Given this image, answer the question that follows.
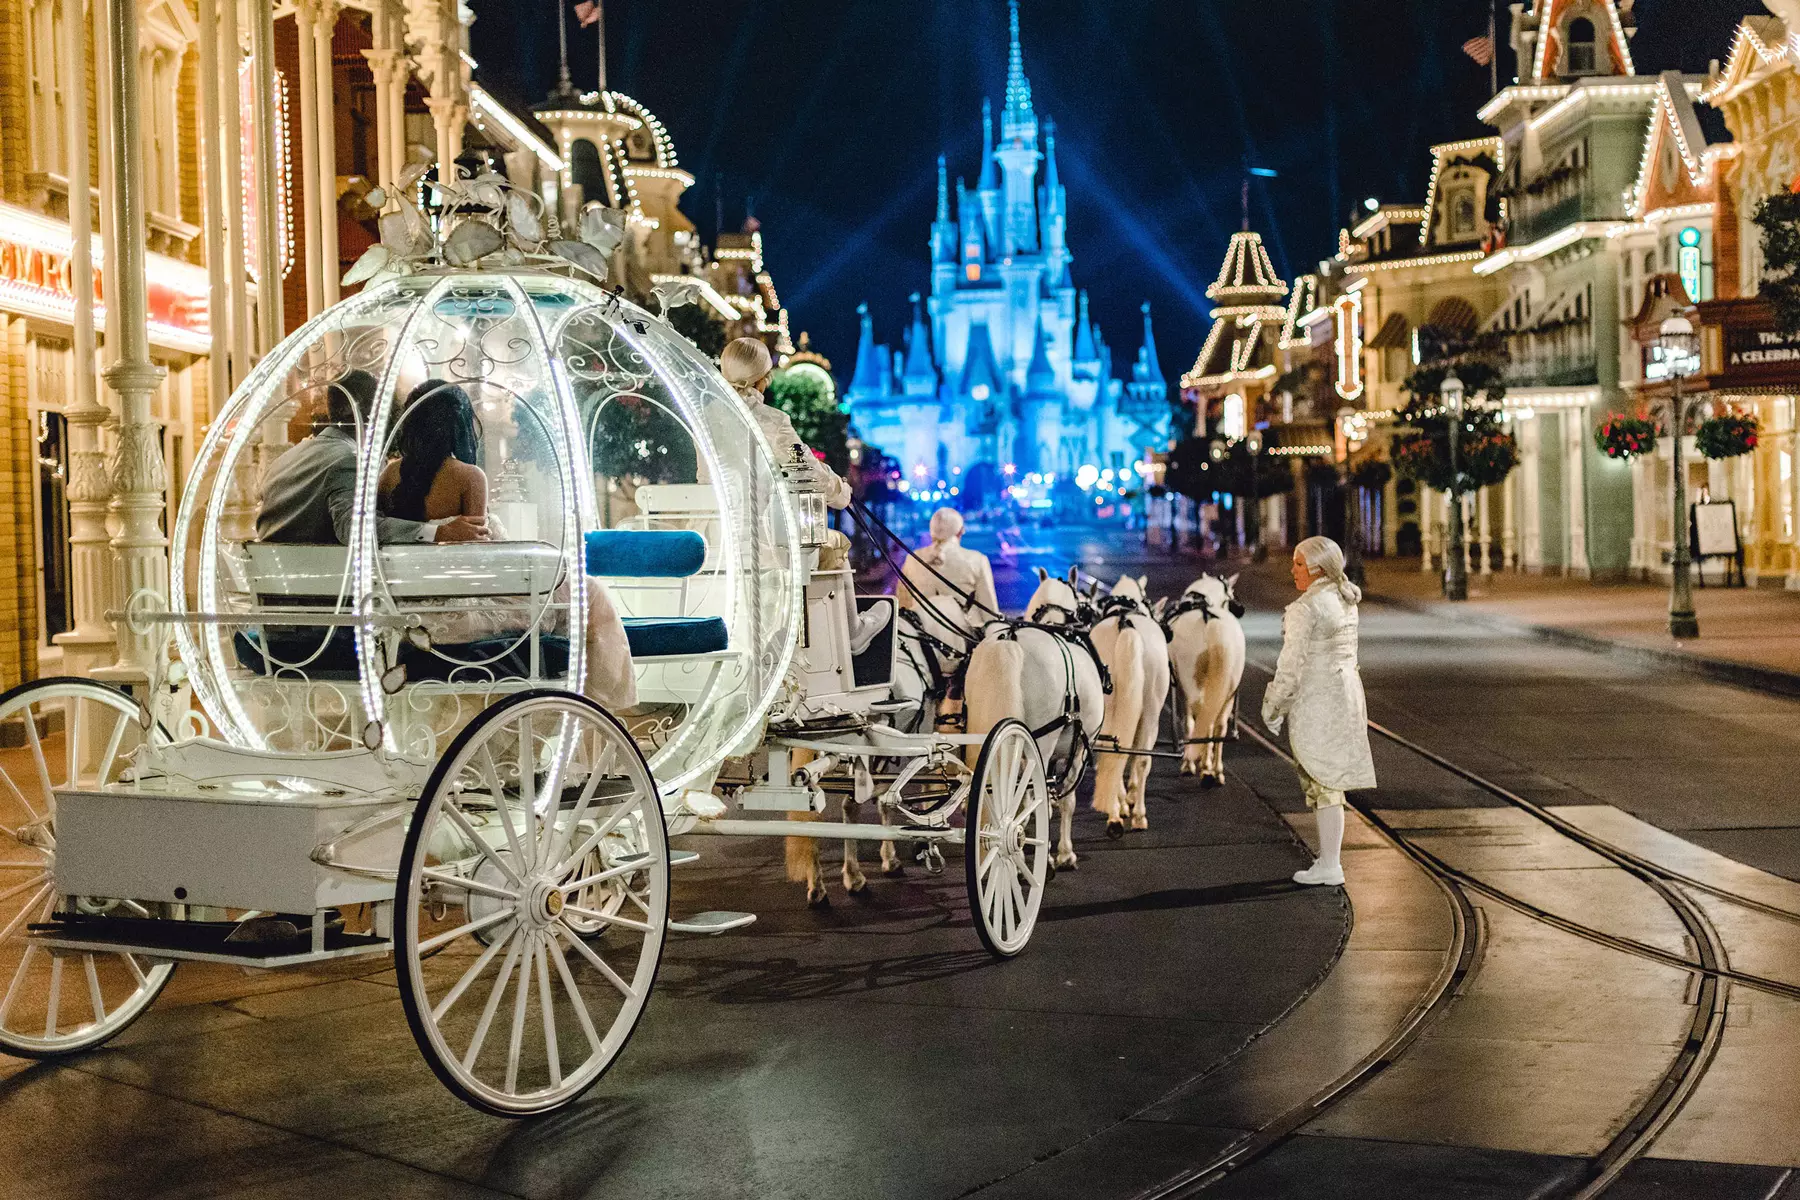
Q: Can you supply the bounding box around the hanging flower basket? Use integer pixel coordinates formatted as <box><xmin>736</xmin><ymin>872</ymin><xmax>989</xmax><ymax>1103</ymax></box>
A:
<box><xmin>1392</xmin><ymin>430</ymin><xmax>1518</xmax><ymax>491</ymax></box>
<box><xmin>1391</xmin><ymin>435</ymin><xmax>1439</xmax><ymax>486</ymax></box>
<box><xmin>1462</xmin><ymin>431</ymin><xmax>1519</xmax><ymax>486</ymax></box>
<box><xmin>1696</xmin><ymin>409</ymin><xmax>1760</xmax><ymax>460</ymax></box>
<box><xmin>1595</xmin><ymin>416</ymin><xmax>1660</xmax><ymax>460</ymax></box>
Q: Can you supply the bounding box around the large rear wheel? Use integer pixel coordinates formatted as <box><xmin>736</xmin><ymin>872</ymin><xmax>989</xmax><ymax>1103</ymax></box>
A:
<box><xmin>0</xmin><ymin>678</ymin><xmax>174</xmax><ymax>1057</ymax></box>
<box><xmin>395</xmin><ymin>690</ymin><xmax>668</xmax><ymax>1116</ymax></box>
<box><xmin>965</xmin><ymin>718</ymin><xmax>1049</xmax><ymax>958</ymax></box>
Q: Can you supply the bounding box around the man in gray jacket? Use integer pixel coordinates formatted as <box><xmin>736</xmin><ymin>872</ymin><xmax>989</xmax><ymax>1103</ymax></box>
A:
<box><xmin>255</xmin><ymin>369</ymin><xmax>488</xmax><ymax>545</ymax></box>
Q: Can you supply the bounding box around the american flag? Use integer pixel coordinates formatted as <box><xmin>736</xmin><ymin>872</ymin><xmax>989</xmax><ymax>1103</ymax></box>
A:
<box><xmin>573</xmin><ymin>0</ymin><xmax>599</xmax><ymax>27</ymax></box>
<box><xmin>1462</xmin><ymin>35</ymin><xmax>1495</xmax><ymax>66</ymax></box>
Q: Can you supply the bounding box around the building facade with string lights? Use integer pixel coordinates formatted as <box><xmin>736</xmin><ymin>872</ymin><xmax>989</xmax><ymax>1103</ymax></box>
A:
<box><xmin>843</xmin><ymin>1</ymin><xmax>1169</xmax><ymax>506</ymax></box>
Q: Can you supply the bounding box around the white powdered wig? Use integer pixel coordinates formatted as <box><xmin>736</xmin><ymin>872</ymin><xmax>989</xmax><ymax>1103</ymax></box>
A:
<box><xmin>1295</xmin><ymin>535</ymin><xmax>1362</xmax><ymax>604</ymax></box>
<box><xmin>928</xmin><ymin>507</ymin><xmax>964</xmax><ymax>544</ymax></box>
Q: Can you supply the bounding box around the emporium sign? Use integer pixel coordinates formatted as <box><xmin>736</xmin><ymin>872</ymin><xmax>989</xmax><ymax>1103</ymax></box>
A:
<box><xmin>0</xmin><ymin>202</ymin><xmax>208</xmax><ymax>350</ymax></box>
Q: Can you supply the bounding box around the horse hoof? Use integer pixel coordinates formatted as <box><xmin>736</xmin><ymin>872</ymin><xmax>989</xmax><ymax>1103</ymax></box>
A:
<box><xmin>1200</xmin><ymin>774</ymin><xmax>1222</xmax><ymax>790</ymax></box>
<box><xmin>883</xmin><ymin>863</ymin><xmax>906</xmax><ymax>878</ymax></box>
<box><xmin>1131</xmin><ymin>820</ymin><xmax>1149</xmax><ymax>832</ymax></box>
<box><xmin>807</xmin><ymin>891</ymin><xmax>830</xmax><ymax>909</ymax></box>
<box><xmin>845</xmin><ymin>878</ymin><xmax>867</xmax><ymax>896</ymax></box>
<box><xmin>1179</xmin><ymin>761</ymin><xmax>1194</xmax><ymax>776</ymax></box>
<box><xmin>1106</xmin><ymin>820</ymin><xmax>1125</xmax><ymax>840</ymax></box>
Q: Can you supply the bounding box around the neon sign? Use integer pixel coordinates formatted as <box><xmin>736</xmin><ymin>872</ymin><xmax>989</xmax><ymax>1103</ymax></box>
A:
<box><xmin>1678</xmin><ymin>226</ymin><xmax>1702</xmax><ymax>304</ymax></box>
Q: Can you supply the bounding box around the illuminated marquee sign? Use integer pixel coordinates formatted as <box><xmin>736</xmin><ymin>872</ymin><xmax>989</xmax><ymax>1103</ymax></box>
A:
<box><xmin>240</xmin><ymin>60</ymin><xmax>295</xmax><ymax>283</ymax></box>
<box><xmin>1678</xmin><ymin>227</ymin><xmax>1702</xmax><ymax>305</ymax></box>
<box><xmin>1334</xmin><ymin>291</ymin><xmax>1364</xmax><ymax>401</ymax></box>
<box><xmin>0</xmin><ymin>202</ymin><xmax>209</xmax><ymax>353</ymax></box>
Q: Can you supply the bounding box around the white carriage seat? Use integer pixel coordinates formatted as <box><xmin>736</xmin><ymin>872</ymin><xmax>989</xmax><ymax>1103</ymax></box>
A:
<box><xmin>228</xmin><ymin>541</ymin><xmax>571</xmax><ymax>684</ymax></box>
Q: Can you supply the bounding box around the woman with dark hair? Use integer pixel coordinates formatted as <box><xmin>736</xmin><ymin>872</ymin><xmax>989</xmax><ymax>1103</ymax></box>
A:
<box><xmin>379</xmin><ymin>380</ymin><xmax>487</xmax><ymax>523</ymax></box>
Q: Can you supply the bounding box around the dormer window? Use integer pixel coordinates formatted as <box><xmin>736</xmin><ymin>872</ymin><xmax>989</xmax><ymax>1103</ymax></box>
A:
<box><xmin>1566</xmin><ymin>17</ymin><xmax>1597</xmax><ymax>75</ymax></box>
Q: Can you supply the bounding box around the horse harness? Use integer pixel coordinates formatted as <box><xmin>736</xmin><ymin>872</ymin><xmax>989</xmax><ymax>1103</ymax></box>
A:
<box><xmin>1158</xmin><ymin>588</ymin><xmax>1246</xmax><ymax>641</ymax></box>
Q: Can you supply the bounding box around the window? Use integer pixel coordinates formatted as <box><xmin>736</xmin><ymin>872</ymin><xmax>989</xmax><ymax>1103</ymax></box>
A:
<box><xmin>141</xmin><ymin>0</ymin><xmax>198</xmax><ymax>220</ymax></box>
<box><xmin>1451</xmin><ymin>191</ymin><xmax>1477</xmax><ymax>238</ymax></box>
<box><xmin>1567</xmin><ymin>17</ymin><xmax>1597</xmax><ymax>74</ymax></box>
<box><xmin>23</xmin><ymin>0</ymin><xmax>71</xmax><ymax>178</ymax></box>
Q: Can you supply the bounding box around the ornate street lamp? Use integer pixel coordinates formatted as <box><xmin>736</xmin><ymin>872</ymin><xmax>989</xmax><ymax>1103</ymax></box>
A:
<box><xmin>1661</xmin><ymin>313</ymin><xmax>1701</xmax><ymax>638</ymax></box>
<box><xmin>1441</xmin><ymin>371</ymin><xmax>1468</xmax><ymax>601</ymax></box>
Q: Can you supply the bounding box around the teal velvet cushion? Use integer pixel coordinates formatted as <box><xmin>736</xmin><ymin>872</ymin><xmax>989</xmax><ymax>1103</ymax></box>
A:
<box><xmin>585</xmin><ymin>530</ymin><xmax>706</xmax><ymax>578</ymax></box>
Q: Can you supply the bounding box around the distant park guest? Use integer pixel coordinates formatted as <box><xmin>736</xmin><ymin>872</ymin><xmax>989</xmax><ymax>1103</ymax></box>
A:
<box><xmin>1261</xmin><ymin>535</ymin><xmax>1376</xmax><ymax>886</ymax></box>
<box><xmin>901</xmin><ymin>507</ymin><xmax>999</xmax><ymax>617</ymax></box>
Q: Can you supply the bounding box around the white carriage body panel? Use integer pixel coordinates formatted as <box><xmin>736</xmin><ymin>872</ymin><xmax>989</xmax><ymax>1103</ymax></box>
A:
<box><xmin>54</xmin><ymin>786</ymin><xmax>403</xmax><ymax>913</ymax></box>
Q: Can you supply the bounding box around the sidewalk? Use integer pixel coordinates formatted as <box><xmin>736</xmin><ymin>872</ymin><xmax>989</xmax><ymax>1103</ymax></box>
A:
<box><xmin>1358</xmin><ymin>557</ymin><xmax>1800</xmax><ymax>696</ymax></box>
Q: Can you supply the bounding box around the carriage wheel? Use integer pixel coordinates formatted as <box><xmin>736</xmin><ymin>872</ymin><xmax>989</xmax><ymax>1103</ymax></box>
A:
<box><xmin>0</xmin><ymin>678</ymin><xmax>175</xmax><ymax>1057</ymax></box>
<box><xmin>965</xmin><ymin>719</ymin><xmax>1050</xmax><ymax>958</ymax></box>
<box><xmin>395</xmin><ymin>690</ymin><xmax>669</xmax><ymax>1116</ymax></box>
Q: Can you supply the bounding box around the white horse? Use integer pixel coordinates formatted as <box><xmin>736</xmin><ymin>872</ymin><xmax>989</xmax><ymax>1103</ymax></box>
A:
<box><xmin>786</xmin><ymin>591</ymin><xmax>978</xmax><ymax>905</ymax></box>
<box><xmin>1090</xmin><ymin>574</ymin><xmax>1172</xmax><ymax>837</ymax></box>
<box><xmin>964</xmin><ymin>567</ymin><xmax>1106</xmax><ymax>869</ymax></box>
<box><xmin>892</xmin><ymin>593</ymin><xmax>974</xmax><ymax>735</ymax></box>
<box><xmin>1167</xmin><ymin>573</ymin><xmax>1246</xmax><ymax>786</ymax></box>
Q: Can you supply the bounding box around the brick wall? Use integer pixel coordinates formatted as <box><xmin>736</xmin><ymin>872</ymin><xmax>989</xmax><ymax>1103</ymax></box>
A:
<box><xmin>0</xmin><ymin>318</ymin><xmax>38</xmax><ymax>688</ymax></box>
<box><xmin>1716</xmin><ymin>160</ymin><xmax>1741</xmax><ymax>301</ymax></box>
<box><xmin>0</xmin><ymin>0</ymin><xmax>27</xmax><ymax>204</ymax></box>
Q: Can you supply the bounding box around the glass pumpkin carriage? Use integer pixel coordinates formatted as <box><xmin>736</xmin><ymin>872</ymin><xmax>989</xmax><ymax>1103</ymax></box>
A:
<box><xmin>0</xmin><ymin>179</ymin><xmax>1051</xmax><ymax>1116</ymax></box>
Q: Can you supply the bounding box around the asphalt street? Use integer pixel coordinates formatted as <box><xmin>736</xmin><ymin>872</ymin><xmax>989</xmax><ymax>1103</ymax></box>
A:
<box><xmin>9</xmin><ymin>522</ymin><xmax>1800</xmax><ymax>1198</ymax></box>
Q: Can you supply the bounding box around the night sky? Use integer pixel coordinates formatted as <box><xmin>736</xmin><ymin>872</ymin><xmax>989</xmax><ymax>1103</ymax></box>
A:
<box><xmin>471</xmin><ymin>0</ymin><xmax>1751</xmax><ymax>384</ymax></box>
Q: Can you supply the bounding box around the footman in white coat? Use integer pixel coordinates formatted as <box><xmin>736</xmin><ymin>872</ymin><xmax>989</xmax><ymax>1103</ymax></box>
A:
<box><xmin>1261</xmin><ymin>536</ymin><xmax>1377</xmax><ymax>886</ymax></box>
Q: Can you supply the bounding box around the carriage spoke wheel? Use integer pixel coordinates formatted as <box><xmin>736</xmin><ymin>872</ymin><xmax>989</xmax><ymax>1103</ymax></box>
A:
<box><xmin>965</xmin><ymin>719</ymin><xmax>1050</xmax><ymax>958</ymax></box>
<box><xmin>397</xmin><ymin>690</ymin><xmax>668</xmax><ymax>1116</ymax></box>
<box><xmin>0</xmin><ymin>678</ymin><xmax>174</xmax><ymax>1057</ymax></box>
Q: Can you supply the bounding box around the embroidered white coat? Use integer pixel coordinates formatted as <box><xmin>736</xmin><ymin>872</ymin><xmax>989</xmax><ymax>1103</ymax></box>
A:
<box><xmin>1261</xmin><ymin>582</ymin><xmax>1376</xmax><ymax>791</ymax></box>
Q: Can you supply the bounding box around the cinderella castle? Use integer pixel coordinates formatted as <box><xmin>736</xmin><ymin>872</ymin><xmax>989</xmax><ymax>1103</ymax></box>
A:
<box><xmin>844</xmin><ymin>1</ymin><xmax>1170</xmax><ymax>501</ymax></box>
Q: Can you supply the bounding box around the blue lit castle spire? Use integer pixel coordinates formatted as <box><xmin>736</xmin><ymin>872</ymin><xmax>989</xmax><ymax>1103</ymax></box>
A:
<box><xmin>844</xmin><ymin>0</ymin><xmax>1167</xmax><ymax>501</ymax></box>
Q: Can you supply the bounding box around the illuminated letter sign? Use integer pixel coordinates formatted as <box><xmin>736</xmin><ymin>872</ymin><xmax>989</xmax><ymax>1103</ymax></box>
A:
<box><xmin>1677</xmin><ymin>226</ymin><xmax>1702</xmax><ymax>304</ymax></box>
<box><xmin>1334</xmin><ymin>291</ymin><xmax>1364</xmax><ymax>401</ymax></box>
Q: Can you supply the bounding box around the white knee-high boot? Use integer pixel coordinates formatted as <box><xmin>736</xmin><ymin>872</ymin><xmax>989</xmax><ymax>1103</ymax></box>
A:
<box><xmin>1294</xmin><ymin>804</ymin><xmax>1346</xmax><ymax>886</ymax></box>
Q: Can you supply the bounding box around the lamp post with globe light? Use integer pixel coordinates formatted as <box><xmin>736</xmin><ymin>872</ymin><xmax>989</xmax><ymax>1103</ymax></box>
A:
<box><xmin>1661</xmin><ymin>313</ymin><xmax>1701</xmax><ymax>639</ymax></box>
<box><xmin>1441</xmin><ymin>371</ymin><xmax>1469</xmax><ymax>601</ymax></box>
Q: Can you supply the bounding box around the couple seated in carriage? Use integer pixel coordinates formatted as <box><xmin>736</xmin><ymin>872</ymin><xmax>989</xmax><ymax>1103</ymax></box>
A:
<box><xmin>250</xmin><ymin>368</ymin><xmax>638</xmax><ymax>709</ymax></box>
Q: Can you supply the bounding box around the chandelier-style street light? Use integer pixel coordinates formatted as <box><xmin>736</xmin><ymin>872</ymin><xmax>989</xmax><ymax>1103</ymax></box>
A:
<box><xmin>1660</xmin><ymin>313</ymin><xmax>1701</xmax><ymax>638</ymax></box>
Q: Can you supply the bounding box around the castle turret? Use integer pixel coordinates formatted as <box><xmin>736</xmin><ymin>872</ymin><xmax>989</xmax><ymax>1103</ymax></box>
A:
<box><xmin>902</xmin><ymin>293</ymin><xmax>939</xmax><ymax>397</ymax></box>
<box><xmin>996</xmin><ymin>0</ymin><xmax>1042</xmax><ymax>256</ymax></box>
<box><xmin>977</xmin><ymin>99</ymin><xmax>1001</xmax><ymax>250</ymax></box>
<box><xmin>1040</xmin><ymin>116</ymin><xmax>1067</xmax><ymax>272</ymax></box>
<box><xmin>847</xmin><ymin>302</ymin><xmax>890</xmax><ymax>406</ymax></box>
<box><xmin>932</xmin><ymin>156</ymin><xmax>956</xmax><ymax>264</ymax></box>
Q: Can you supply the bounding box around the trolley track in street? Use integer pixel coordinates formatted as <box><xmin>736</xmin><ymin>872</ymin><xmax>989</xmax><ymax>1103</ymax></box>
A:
<box><xmin>1135</xmin><ymin>658</ymin><xmax>1800</xmax><ymax>1198</ymax></box>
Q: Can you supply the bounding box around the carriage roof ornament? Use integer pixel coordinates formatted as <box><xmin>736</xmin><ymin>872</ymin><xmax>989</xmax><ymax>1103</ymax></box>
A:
<box><xmin>340</xmin><ymin>146</ymin><xmax>648</xmax><ymax>298</ymax></box>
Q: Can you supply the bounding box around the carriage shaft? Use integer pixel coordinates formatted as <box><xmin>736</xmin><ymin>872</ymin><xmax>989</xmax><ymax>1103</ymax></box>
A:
<box><xmin>692</xmin><ymin>820</ymin><xmax>963</xmax><ymax>843</ymax></box>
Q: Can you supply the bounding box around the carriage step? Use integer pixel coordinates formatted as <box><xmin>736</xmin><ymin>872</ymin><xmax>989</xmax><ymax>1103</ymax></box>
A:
<box><xmin>32</xmin><ymin>916</ymin><xmax>391</xmax><ymax>968</ymax></box>
<box><xmin>669</xmin><ymin>849</ymin><xmax>700</xmax><ymax>868</ymax></box>
<box><xmin>668</xmin><ymin>910</ymin><xmax>755</xmax><ymax>935</ymax></box>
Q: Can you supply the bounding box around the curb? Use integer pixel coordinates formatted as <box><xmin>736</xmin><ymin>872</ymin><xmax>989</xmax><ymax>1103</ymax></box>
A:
<box><xmin>1365</xmin><ymin>589</ymin><xmax>1800</xmax><ymax>700</ymax></box>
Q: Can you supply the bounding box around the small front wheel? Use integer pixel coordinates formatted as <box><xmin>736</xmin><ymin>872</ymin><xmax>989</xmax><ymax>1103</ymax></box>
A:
<box><xmin>395</xmin><ymin>690</ymin><xmax>668</xmax><ymax>1116</ymax></box>
<box><xmin>965</xmin><ymin>718</ymin><xmax>1050</xmax><ymax>958</ymax></box>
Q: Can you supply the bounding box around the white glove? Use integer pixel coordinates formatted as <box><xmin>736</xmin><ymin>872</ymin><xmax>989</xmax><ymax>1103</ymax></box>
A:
<box><xmin>1262</xmin><ymin>710</ymin><xmax>1284</xmax><ymax>736</ymax></box>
